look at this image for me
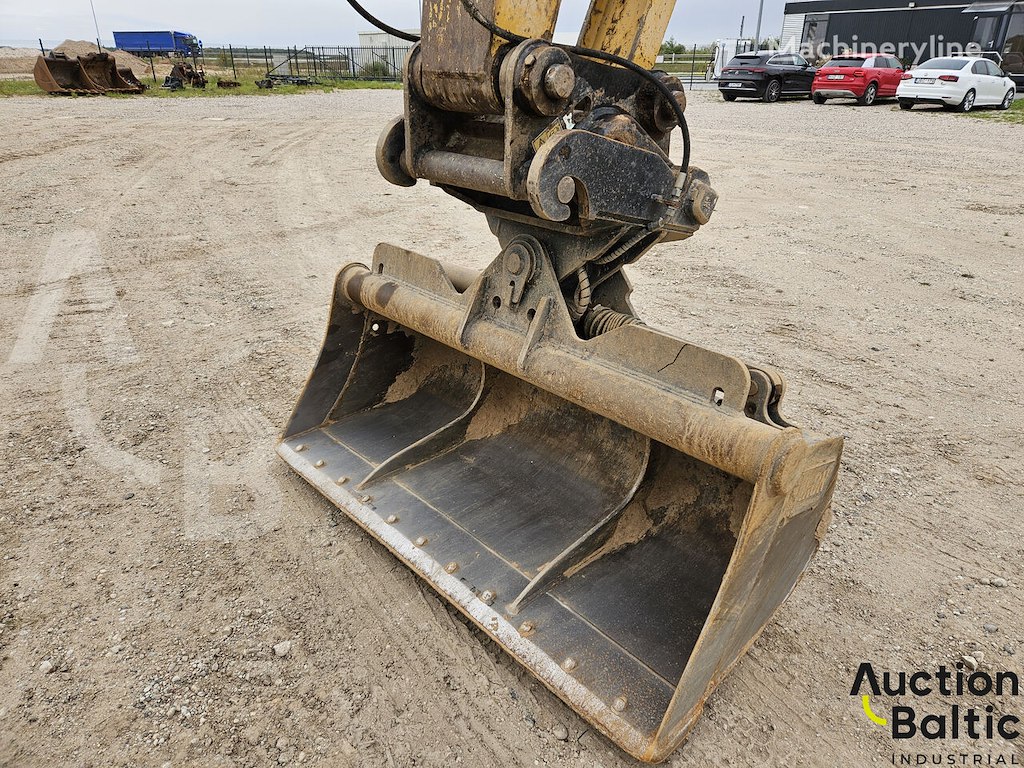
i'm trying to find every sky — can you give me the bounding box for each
[0,0,787,48]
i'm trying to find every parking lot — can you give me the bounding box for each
[1,89,1021,767]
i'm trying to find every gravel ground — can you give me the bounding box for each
[0,89,1021,768]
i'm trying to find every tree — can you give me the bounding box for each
[660,37,687,55]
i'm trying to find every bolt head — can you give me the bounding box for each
[385,514,399,524]
[444,562,459,574]
[480,590,496,605]
[543,63,575,100]
[562,657,577,671]
[518,621,535,635]
[504,246,525,275]
[314,459,325,468]
[613,695,628,712]
[414,536,428,547]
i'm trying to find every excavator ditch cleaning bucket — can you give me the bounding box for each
[33,53,104,95]
[78,52,143,93]
[280,244,843,762]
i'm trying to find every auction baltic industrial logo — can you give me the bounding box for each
[852,662,1021,765]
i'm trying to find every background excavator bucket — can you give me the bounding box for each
[280,245,843,762]
[78,52,143,93]
[117,67,147,92]
[33,53,104,95]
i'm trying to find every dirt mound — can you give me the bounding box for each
[0,41,153,79]
[0,58,37,76]
[0,47,41,76]
[53,39,152,77]
[53,39,106,58]
[0,46,39,58]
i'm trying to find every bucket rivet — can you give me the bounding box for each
[414,536,428,547]
[480,590,496,605]
[444,562,459,574]
[314,459,325,468]
[335,476,349,485]
[385,514,399,524]
[295,444,308,452]
[518,621,535,635]
[613,696,628,712]
[562,657,577,671]
[360,495,373,504]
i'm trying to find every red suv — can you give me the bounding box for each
[812,54,906,105]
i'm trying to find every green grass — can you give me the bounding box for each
[993,94,1024,123]
[659,62,714,76]
[0,80,46,97]
[967,91,1024,124]
[1,74,400,99]
[138,73,401,97]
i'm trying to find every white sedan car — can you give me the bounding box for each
[897,56,1017,112]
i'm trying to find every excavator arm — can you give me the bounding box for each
[278,0,844,761]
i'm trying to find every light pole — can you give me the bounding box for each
[749,0,765,50]
[88,0,102,51]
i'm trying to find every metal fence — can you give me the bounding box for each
[657,48,717,86]
[200,45,411,81]
[197,44,721,86]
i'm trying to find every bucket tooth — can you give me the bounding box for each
[280,241,843,762]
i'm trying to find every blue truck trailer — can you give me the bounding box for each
[112,31,201,57]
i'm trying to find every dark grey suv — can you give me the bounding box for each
[719,52,818,103]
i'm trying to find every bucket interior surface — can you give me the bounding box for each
[322,335,652,576]
[282,325,759,722]
[551,496,741,684]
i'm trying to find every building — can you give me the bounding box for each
[350,30,418,79]
[781,0,1023,83]
[357,30,419,49]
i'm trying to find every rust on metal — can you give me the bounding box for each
[34,52,144,95]
[78,52,143,93]
[33,53,103,95]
